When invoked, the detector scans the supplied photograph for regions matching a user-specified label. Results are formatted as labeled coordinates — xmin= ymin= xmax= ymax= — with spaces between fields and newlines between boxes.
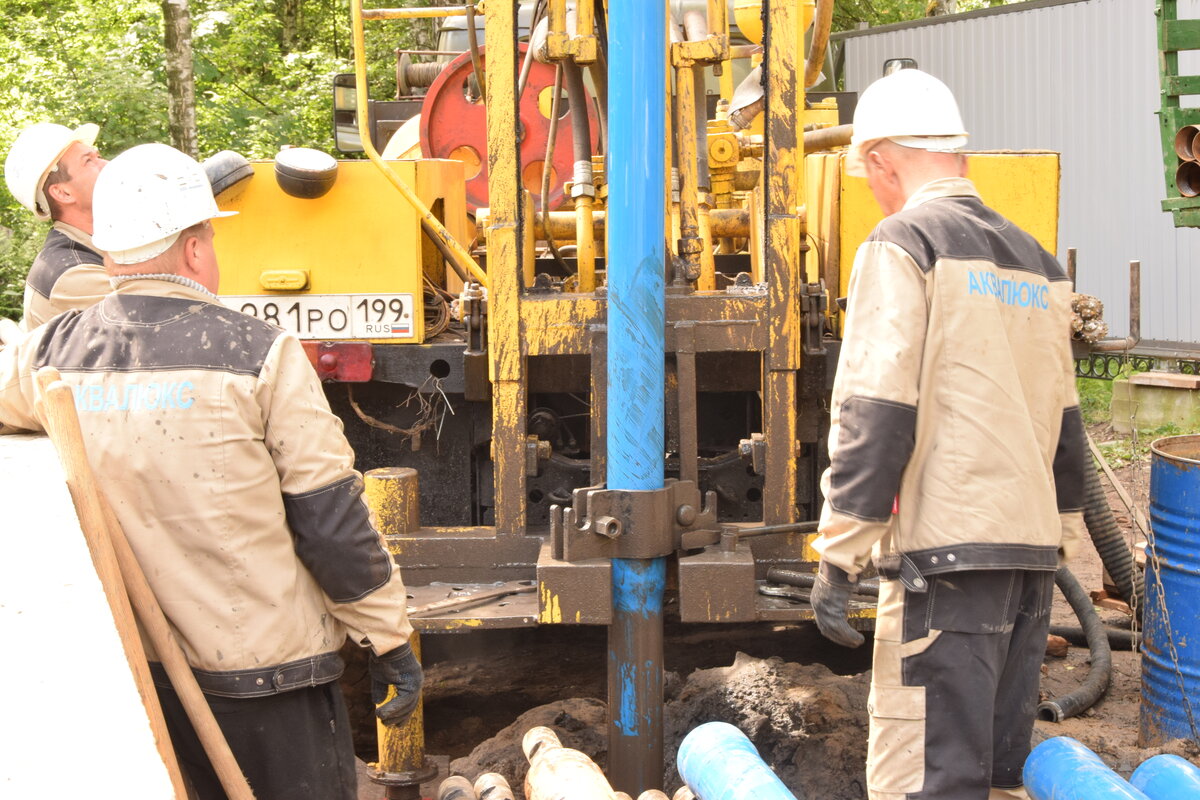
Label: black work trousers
xmin=153 ymin=668 xmax=358 ymax=800
xmin=866 ymin=568 xmax=1054 ymax=799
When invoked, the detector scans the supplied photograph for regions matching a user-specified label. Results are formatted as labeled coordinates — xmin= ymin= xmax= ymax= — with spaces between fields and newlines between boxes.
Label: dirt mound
xmin=448 ymin=653 xmax=870 ymax=800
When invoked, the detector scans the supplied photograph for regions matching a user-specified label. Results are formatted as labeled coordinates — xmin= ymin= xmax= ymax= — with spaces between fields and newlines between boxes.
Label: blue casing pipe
xmin=605 ymin=0 xmax=667 ymax=791
xmin=677 ymin=721 xmax=796 ymax=800
xmin=1130 ymin=753 xmax=1200 ymax=798
xmin=1024 ymin=737 xmax=1150 ymax=800
xmin=606 ymin=0 xmax=665 ymax=488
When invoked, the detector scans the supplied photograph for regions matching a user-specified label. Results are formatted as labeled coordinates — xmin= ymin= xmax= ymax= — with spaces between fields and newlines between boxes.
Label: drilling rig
xmin=206 ymin=1 xmax=1062 ymax=794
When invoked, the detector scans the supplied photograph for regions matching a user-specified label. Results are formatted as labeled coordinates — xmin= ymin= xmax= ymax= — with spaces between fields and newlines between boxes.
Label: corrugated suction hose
xmin=1083 ymin=450 xmax=1145 ymax=616
xmin=1037 ymin=567 xmax=1113 ymax=722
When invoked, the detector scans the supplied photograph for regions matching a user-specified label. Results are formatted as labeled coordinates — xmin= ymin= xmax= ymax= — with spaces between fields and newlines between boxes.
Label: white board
xmin=0 ymin=434 xmax=176 ymax=798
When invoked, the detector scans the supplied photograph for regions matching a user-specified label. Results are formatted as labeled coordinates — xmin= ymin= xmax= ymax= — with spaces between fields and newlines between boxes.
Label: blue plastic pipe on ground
xmin=677 ymin=721 xmax=796 ymax=800
xmin=605 ymin=0 xmax=667 ymax=794
xmin=1130 ymin=753 xmax=1200 ymax=798
xmin=1024 ymin=737 xmax=1150 ymax=800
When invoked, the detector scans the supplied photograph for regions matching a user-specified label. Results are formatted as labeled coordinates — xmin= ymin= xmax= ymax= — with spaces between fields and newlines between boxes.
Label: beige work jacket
xmin=0 ymin=280 xmax=413 ymax=696
xmin=814 ymin=178 xmax=1086 ymax=585
xmin=20 ymin=222 xmax=111 ymax=331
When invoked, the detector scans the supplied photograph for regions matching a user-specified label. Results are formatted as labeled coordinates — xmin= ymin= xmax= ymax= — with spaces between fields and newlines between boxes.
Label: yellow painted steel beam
xmin=485 ymin=1 xmax=528 ymax=536
xmin=350 ymin=0 xmax=487 ymax=288
xmin=762 ymin=0 xmax=805 ymax=525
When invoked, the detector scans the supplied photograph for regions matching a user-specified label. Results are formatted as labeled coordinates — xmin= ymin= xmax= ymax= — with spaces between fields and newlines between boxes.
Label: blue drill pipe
xmin=677 ymin=722 xmax=797 ymax=800
xmin=1024 ymin=737 xmax=1149 ymax=800
xmin=606 ymin=0 xmax=666 ymax=794
xmin=1130 ymin=753 xmax=1200 ymax=799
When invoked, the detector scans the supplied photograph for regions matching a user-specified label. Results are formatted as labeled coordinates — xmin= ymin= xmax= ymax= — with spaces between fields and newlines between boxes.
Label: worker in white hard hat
xmin=2 ymin=122 xmax=111 ymax=334
xmin=810 ymin=69 xmax=1086 ymax=800
xmin=0 ymin=143 xmax=421 ymax=800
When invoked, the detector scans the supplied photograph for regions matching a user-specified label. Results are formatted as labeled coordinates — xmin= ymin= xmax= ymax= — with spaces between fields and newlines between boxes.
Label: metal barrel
xmin=1141 ymin=434 xmax=1200 ymax=746
xmin=1130 ymin=753 xmax=1200 ymax=798
xmin=676 ymin=722 xmax=796 ymax=800
xmin=1023 ymin=737 xmax=1149 ymax=800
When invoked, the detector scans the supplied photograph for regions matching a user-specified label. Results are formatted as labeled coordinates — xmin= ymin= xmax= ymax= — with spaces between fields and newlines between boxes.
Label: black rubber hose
xmin=563 ymin=62 xmax=592 ymax=168
xmin=1037 ymin=567 xmax=1112 ymax=722
xmin=1049 ymin=624 xmax=1139 ymax=651
xmin=1083 ymin=452 xmax=1145 ymax=615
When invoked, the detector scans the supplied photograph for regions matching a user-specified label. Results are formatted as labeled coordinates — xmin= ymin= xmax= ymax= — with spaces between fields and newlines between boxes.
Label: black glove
xmin=810 ymin=560 xmax=866 ymax=648
xmin=369 ymin=643 xmax=424 ymax=726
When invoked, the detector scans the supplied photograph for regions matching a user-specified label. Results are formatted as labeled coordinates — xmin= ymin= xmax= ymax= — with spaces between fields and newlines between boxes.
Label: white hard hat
xmin=845 ymin=69 xmax=968 ymax=177
xmin=4 ymin=122 xmax=100 ymax=220
xmin=92 ymin=143 xmax=236 ymax=265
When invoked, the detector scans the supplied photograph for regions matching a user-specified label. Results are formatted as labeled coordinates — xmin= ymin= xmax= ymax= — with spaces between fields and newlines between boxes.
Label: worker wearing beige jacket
xmin=3 ymin=121 xmax=111 ymax=334
xmin=0 ymin=143 xmax=421 ymax=800
xmin=810 ymin=69 xmax=1087 ymax=800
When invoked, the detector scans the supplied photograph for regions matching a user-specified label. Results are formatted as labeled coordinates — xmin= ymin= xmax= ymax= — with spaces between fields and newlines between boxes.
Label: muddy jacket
xmin=0 ymin=279 xmax=413 ymax=696
xmin=20 ymin=222 xmax=111 ymax=331
xmin=814 ymin=178 xmax=1086 ymax=585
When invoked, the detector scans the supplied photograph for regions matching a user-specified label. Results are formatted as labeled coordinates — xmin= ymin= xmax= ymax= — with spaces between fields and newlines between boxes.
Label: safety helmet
xmin=92 ymin=143 xmax=236 ymax=265
xmin=4 ymin=122 xmax=100 ymax=220
xmin=845 ymin=69 xmax=968 ymax=177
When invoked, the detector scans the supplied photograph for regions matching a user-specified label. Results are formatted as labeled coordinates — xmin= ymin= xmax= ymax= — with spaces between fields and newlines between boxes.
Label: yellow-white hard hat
xmin=4 ymin=122 xmax=100 ymax=220
xmin=845 ymin=69 xmax=968 ymax=178
xmin=92 ymin=143 xmax=236 ymax=265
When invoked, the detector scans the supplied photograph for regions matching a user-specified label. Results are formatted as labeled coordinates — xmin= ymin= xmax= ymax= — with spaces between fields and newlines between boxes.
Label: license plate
xmin=220 ymin=293 xmax=416 ymax=340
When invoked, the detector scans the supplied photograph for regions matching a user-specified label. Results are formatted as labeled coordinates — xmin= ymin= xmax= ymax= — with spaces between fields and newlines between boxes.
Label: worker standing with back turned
xmin=2 ymin=122 xmax=110 ymax=334
xmin=0 ymin=143 xmax=422 ymax=800
xmin=809 ymin=69 xmax=1087 ymax=800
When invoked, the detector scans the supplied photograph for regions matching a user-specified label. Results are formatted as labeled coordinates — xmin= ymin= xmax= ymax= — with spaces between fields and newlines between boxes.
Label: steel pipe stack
xmin=1173 ymin=124 xmax=1200 ymax=197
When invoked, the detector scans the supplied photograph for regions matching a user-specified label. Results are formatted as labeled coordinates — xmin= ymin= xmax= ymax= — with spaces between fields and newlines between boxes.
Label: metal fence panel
xmin=837 ymin=0 xmax=1200 ymax=346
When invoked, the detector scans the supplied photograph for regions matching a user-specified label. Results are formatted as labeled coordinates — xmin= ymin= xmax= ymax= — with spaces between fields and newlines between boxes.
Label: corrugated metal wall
xmin=837 ymin=0 xmax=1200 ymax=346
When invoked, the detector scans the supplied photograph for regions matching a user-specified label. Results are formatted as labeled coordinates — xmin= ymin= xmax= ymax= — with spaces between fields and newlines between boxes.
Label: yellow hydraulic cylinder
xmin=364 ymin=467 xmax=433 ymax=799
xmin=364 ymin=467 xmax=421 ymax=536
xmin=575 ymin=194 xmax=597 ymax=292
xmin=673 ymin=61 xmax=703 ymax=284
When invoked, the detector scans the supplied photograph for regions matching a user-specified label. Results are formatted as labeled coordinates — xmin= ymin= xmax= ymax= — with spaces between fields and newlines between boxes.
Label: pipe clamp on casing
xmin=549 ymin=479 xmax=719 ymax=561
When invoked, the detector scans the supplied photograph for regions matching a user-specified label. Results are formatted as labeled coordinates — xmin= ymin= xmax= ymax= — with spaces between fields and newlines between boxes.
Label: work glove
xmin=369 ymin=643 xmax=424 ymax=727
xmin=810 ymin=560 xmax=865 ymax=649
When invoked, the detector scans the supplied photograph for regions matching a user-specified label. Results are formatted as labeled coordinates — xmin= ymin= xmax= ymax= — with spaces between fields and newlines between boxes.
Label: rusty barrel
xmin=1141 ymin=434 xmax=1200 ymax=745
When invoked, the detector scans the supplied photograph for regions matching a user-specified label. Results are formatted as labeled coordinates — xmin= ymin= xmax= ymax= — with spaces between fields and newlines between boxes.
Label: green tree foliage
xmin=833 ymin=0 xmax=1015 ymax=31
xmin=0 ymin=0 xmax=437 ymax=319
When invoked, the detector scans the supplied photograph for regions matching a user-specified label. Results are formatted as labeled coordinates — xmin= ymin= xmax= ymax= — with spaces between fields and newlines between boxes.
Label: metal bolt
xmin=676 ymin=504 xmax=697 ymax=526
xmin=595 ymin=515 xmax=622 ymax=538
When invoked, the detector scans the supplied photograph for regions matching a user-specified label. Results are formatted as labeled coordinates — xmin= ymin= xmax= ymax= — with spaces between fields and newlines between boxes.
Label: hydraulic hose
xmin=1037 ymin=567 xmax=1113 ymax=722
xmin=1049 ymin=624 xmax=1139 ymax=651
xmin=1083 ymin=450 xmax=1145 ymax=615
xmin=563 ymin=62 xmax=592 ymax=167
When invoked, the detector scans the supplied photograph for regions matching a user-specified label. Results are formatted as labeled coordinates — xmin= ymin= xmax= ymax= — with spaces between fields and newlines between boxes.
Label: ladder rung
xmin=1163 ymin=19 xmax=1200 ymax=51
xmin=1165 ymin=75 xmax=1200 ymax=95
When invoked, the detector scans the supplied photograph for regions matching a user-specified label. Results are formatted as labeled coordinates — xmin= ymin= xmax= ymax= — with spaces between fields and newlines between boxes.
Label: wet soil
xmin=350 ymin=422 xmax=1200 ymax=799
